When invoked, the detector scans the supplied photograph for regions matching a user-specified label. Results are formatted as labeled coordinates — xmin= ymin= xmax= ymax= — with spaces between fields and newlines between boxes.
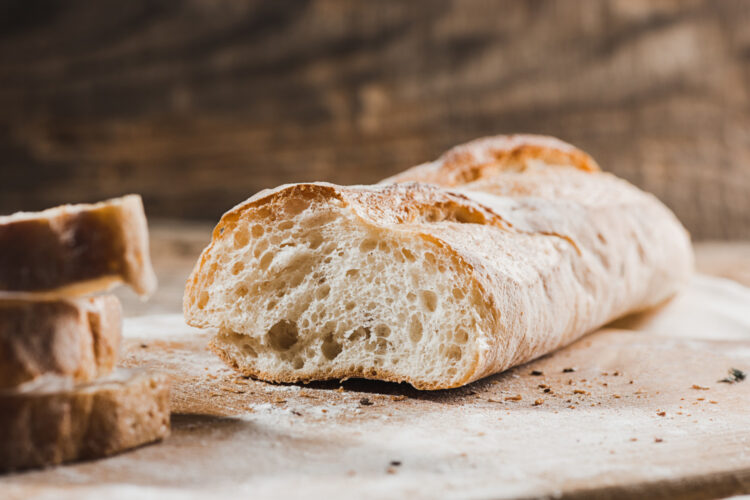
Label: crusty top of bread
xmin=0 ymin=195 xmax=157 ymax=298
xmin=381 ymin=134 xmax=600 ymax=186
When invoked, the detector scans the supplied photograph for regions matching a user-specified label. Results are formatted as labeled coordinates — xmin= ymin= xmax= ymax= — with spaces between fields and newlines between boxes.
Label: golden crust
xmin=381 ymin=134 xmax=600 ymax=186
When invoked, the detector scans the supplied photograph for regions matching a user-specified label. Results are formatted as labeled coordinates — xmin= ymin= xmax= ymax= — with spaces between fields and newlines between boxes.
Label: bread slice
xmin=0 ymin=368 xmax=170 ymax=471
xmin=0 ymin=296 xmax=121 ymax=389
xmin=183 ymin=135 xmax=693 ymax=390
xmin=0 ymin=195 xmax=157 ymax=299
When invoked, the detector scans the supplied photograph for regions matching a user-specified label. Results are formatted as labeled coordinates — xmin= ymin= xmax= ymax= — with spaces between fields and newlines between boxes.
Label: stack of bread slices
xmin=0 ymin=195 xmax=170 ymax=471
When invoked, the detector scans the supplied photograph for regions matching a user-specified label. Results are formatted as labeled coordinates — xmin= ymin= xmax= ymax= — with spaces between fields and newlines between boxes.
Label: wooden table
xmin=3 ymin=223 xmax=750 ymax=500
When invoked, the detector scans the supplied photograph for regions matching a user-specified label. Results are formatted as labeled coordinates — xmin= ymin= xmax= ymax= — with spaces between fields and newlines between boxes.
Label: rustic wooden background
xmin=1 ymin=0 xmax=749 ymax=239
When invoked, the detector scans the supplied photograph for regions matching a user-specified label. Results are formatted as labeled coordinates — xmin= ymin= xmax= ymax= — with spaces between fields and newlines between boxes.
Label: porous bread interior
xmin=187 ymin=194 xmax=491 ymax=388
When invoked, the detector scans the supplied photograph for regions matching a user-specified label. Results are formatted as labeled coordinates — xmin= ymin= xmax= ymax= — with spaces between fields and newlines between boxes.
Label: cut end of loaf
xmin=184 ymin=185 xmax=490 ymax=390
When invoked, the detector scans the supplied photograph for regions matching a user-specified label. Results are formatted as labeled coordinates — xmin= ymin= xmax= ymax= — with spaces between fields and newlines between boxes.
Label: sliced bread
xmin=0 ymin=368 xmax=170 ymax=471
xmin=0 ymin=195 xmax=157 ymax=299
xmin=0 ymin=296 xmax=122 ymax=388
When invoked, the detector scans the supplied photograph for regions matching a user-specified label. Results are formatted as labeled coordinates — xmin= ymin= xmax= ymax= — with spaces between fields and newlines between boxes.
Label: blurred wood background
xmin=0 ymin=0 xmax=749 ymax=239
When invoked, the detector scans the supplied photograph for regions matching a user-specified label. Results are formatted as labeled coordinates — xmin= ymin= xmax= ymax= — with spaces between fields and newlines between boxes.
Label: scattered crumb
xmin=567 ymin=379 xmax=573 ymax=385
xmin=321 ymin=409 xmax=327 ymax=413
xmin=386 ymin=467 xmax=397 ymax=474
xmin=543 ymin=388 xmax=551 ymax=394
xmin=573 ymin=389 xmax=589 ymax=395
xmin=538 ymin=384 xmax=548 ymax=389
xmin=391 ymin=395 xmax=407 ymax=401
xmin=563 ymin=367 xmax=576 ymax=373
xmin=654 ymin=438 xmax=663 ymax=443
xmin=718 ymin=368 xmax=746 ymax=384
xmin=657 ymin=411 xmax=666 ymax=417
xmin=601 ymin=372 xmax=609 ymax=376
xmin=613 ymin=371 xmax=620 ymax=376
xmin=530 ymin=370 xmax=543 ymax=376
xmin=505 ymin=394 xmax=523 ymax=402
xmin=359 ymin=398 xmax=374 ymax=406
xmin=568 ymin=405 xmax=576 ymax=409
xmin=390 ymin=460 xmax=402 ymax=467
xmin=691 ymin=384 xmax=710 ymax=390
xmin=613 ymin=394 xmax=621 ymax=399
xmin=709 ymin=400 xmax=718 ymax=404
xmin=533 ymin=399 xmax=544 ymax=406
xmin=630 ymin=438 xmax=638 ymax=442
xmin=140 ymin=343 xmax=148 ymax=348
xmin=697 ymin=398 xmax=705 ymax=401
xmin=291 ymin=410 xmax=302 ymax=416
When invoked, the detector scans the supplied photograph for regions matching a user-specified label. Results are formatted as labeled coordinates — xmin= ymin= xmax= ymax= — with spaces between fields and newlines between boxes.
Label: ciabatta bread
xmin=183 ymin=135 xmax=693 ymax=390
xmin=0 ymin=368 xmax=170 ymax=471
xmin=0 ymin=195 xmax=157 ymax=299
xmin=0 ymin=296 xmax=121 ymax=388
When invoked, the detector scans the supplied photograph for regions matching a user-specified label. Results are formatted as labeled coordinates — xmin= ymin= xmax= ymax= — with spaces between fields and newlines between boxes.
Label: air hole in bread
xmin=267 ymin=320 xmax=299 ymax=351
xmin=406 ymin=292 xmax=416 ymax=303
xmin=345 ymin=269 xmax=359 ymax=278
xmin=231 ymin=261 xmax=245 ymax=275
xmin=345 ymin=302 xmax=356 ymax=311
xmin=259 ymin=252 xmax=273 ymax=271
xmin=409 ymin=316 xmax=423 ymax=343
xmin=402 ymin=249 xmax=416 ymax=262
xmin=242 ymin=342 xmax=258 ymax=357
xmin=452 ymin=287 xmax=464 ymax=300
xmin=233 ymin=227 xmax=250 ymax=248
xmin=420 ymin=290 xmax=438 ymax=312
xmin=235 ymin=285 xmax=248 ymax=298
xmin=375 ymin=324 xmax=390 ymax=338
xmin=251 ymin=225 xmax=264 ymax=238
xmin=278 ymin=221 xmax=294 ymax=231
xmin=321 ymin=334 xmax=342 ymax=360
xmin=455 ymin=329 xmax=468 ymax=344
xmin=316 ymin=285 xmax=330 ymax=300
xmin=359 ymin=240 xmax=377 ymax=252
xmin=285 ymin=198 xmax=309 ymax=216
xmin=292 ymin=357 xmax=304 ymax=369
xmin=197 ymin=291 xmax=209 ymax=309
xmin=446 ymin=345 xmax=462 ymax=360
xmin=349 ymin=326 xmax=371 ymax=342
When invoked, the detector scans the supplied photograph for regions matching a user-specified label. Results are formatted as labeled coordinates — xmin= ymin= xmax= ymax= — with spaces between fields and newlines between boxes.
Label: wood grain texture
xmin=1 ymin=0 xmax=749 ymax=239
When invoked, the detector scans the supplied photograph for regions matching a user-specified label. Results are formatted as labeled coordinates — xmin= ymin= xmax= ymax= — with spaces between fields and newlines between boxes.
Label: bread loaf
xmin=0 ymin=368 xmax=170 ymax=471
xmin=183 ymin=135 xmax=693 ymax=390
xmin=0 ymin=195 xmax=157 ymax=299
xmin=0 ymin=296 xmax=121 ymax=388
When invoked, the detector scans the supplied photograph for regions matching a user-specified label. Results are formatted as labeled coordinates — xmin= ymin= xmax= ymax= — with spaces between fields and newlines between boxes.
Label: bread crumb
xmin=391 ymin=395 xmax=407 ymax=401
xmin=657 ymin=411 xmax=666 ymax=416
xmin=573 ymin=389 xmax=589 ymax=395
xmin=359 ymin=398 xmax=374 ymax=406
xmin=504 ymin=394 xmax=522 ymax=402
xmin=654 ymin=437 xmax=663 ymax=443
xmin=709 ymin=400 xmax=718 ymax=404
xmin=691 ymin=384 xmax=710 ymax=390
xmin=613 ymin=394 xmax=621 ymax=399
xmin=533 ymin=399 xmax=544 ymax=406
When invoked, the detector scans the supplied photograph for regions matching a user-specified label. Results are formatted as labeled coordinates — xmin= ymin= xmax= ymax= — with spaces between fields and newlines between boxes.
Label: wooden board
xmin=2 ymin=276 xmax=750 ymax=499
xmin=2 ymin=1 xmax=750 ymax=239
